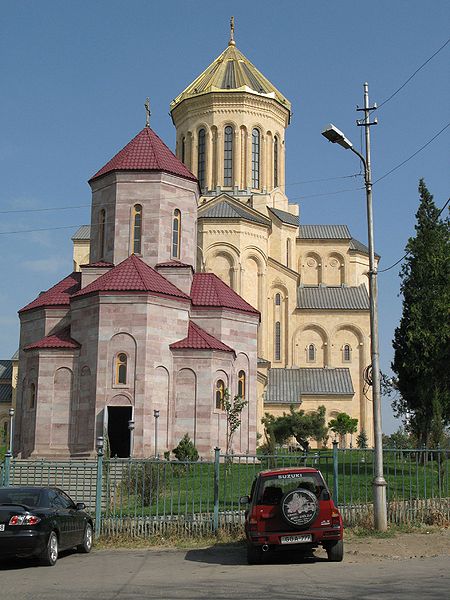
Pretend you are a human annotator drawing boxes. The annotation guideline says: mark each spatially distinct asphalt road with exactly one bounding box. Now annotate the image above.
[0,545,448,600]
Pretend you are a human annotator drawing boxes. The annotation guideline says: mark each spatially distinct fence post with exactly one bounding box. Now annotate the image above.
[95,437,104,539]
[213,447,220,534]
[332,440,339,505]
[3,450,11,486]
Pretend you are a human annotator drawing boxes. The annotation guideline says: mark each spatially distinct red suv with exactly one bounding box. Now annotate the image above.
[241,467,343,564]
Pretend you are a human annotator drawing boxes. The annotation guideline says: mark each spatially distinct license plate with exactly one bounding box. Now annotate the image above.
[280,534,312,544]
[0,525,5,531]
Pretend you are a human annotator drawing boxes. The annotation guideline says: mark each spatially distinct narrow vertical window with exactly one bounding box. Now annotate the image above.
[275,321,281,361]
[237,370,246,400]
[172,209,181,258]
[215,379,225,410]
[308,344,316,362]
[252,128,260,189]
[132,204,142,254]
[181,137,186,164]
[98,209,106,259]
[274,136,279,188]
[197,129,206,190]
[116,353,128,385]
[343,344,351,362]
[286,239,291,268]
[224,126,233,186]
[275,293,281,306]
[29,383,36,409]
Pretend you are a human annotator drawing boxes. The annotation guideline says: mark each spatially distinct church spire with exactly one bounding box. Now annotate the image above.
[144,97,150,128]
[228,16,235,46]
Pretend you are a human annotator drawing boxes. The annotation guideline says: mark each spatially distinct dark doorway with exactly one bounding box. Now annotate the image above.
[107,406,132,458]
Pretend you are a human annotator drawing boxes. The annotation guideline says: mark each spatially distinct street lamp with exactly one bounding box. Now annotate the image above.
[128,419,135,457]
[153,410,160,458]
[321,83,387,531]
[8,407,15,456]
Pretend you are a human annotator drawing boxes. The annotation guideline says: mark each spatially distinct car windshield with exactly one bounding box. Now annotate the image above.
[0,489,43,507]
[256,472,326,505]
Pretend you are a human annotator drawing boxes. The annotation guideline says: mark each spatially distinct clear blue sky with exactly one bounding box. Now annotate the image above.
[1,1,449,433]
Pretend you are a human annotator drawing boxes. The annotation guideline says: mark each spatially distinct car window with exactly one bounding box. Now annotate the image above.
[0,489,42,507]
[57,491,75,509]
[256,472,326,504]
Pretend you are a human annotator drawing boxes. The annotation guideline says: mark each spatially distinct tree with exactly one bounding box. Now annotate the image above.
[328,413,358,448]
[260,405,327,453]
[356,429,368,449]
[172,433,199,462]
[223,389,248,455]
[392,180,450,446]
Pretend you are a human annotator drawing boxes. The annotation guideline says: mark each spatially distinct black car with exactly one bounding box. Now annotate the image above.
[0,486,93,566]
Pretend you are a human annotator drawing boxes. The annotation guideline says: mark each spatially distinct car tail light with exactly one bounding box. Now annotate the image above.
[331,510,341,526]
[247,508,259,532]
[9,514,41,526]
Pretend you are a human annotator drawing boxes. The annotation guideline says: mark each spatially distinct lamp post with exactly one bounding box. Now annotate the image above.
[128,419,135,457]
[153,410,160,458]
[8,407,15,456]
[321,83,387,531]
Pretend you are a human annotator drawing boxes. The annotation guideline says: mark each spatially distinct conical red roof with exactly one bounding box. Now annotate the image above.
[170,321,234,353]
[190,273,259,315]
[24,327,80,351]
[72,254,190,300]
[19,272,81,314]
[90,127,197,183]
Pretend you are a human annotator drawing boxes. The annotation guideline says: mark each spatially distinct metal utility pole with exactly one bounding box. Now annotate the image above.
[356,82,387,531]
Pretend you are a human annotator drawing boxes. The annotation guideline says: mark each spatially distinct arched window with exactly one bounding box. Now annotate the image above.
[215,379,225,410]
[181,137,186,164]
[286,239,291,268]
[29,383,36,409]
[252,128,260,189]
[98,209,106,259]
[343,344,352,362]
[308,344,316,363]
[275,293,281,306]
[115,353,127,385]
[237,370,246,400]
[172,209,181,258]
[275,321,281,361]
[224,126,233,186]
[132,204,142,254]
[274,136,279,188]
[197,128,206,189]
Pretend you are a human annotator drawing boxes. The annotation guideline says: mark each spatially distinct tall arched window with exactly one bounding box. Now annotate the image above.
[172,209,181,258]
[286,239,291,268]
[275,321,281,361]
[252,128,260,189]
[115,353,127,385]
[215,379,225,410]
[237,370,246,400]
[181,137,186,164]
[197,128,206,189]
[132,204,142,254]
[224,126,233,186]
[29,383,36,409]
[274,136,279,188]
[343,344,351,362]
[308,344,316,363]
[98,209,106,259]
[275,293,281,306]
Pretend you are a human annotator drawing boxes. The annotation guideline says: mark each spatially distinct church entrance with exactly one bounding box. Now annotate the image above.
[107,406,132,458]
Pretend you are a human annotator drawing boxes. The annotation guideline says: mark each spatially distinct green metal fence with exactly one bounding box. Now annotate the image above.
[1,446,449,537]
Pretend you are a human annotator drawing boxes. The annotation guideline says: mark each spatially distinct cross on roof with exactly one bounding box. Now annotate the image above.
[144,97,151,127]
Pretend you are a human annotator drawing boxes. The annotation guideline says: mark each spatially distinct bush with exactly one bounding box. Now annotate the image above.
[172,434,199,462]
[128,462,166,506]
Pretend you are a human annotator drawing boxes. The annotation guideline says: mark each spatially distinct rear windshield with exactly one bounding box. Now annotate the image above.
[256,472,326,505]
[0,489,43,507]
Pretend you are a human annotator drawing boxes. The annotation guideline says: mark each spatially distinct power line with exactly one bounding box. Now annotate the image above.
[376,37,450,110]
[373,122,450,185]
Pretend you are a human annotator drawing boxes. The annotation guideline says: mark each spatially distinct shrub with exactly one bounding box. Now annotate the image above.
[128,462,166,506]
[172,434,199,462]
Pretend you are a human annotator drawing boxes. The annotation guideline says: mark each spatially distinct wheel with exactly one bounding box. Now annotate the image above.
[40,531,58,566]
[246,543,263,565]
[325,539,343,562]
[77,522,93,554]
[281,488,319,529]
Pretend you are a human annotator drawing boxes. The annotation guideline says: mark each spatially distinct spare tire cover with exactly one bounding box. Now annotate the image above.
[281,489,319,527]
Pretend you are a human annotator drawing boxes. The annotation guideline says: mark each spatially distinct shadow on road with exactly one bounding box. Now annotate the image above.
[0,548,78,570]
[184,543,329,566]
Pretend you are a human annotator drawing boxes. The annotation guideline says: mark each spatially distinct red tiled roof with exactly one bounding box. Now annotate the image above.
[155,260,193,269]
[24,327,80,351]
[19,273,81,314]
[73,254,190,300]
[170,321,234,353]
[90,127,197,183]
[190,273,259,315]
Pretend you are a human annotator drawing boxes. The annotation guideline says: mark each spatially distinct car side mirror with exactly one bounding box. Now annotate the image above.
[76,502,86,511]
[322,491,330,501]
[239,495,250,505]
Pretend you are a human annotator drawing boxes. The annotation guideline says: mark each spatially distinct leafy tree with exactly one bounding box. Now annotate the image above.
[392,180,450,446]
[260,405,327,453]
[382,427,413,449]
[356,429,368,449]
[328,413,358,448]
[172,433,199,462]
[223,389,248,455]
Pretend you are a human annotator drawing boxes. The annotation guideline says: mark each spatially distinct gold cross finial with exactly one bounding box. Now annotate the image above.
[229,16,235,46]
[144,97,150,127]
